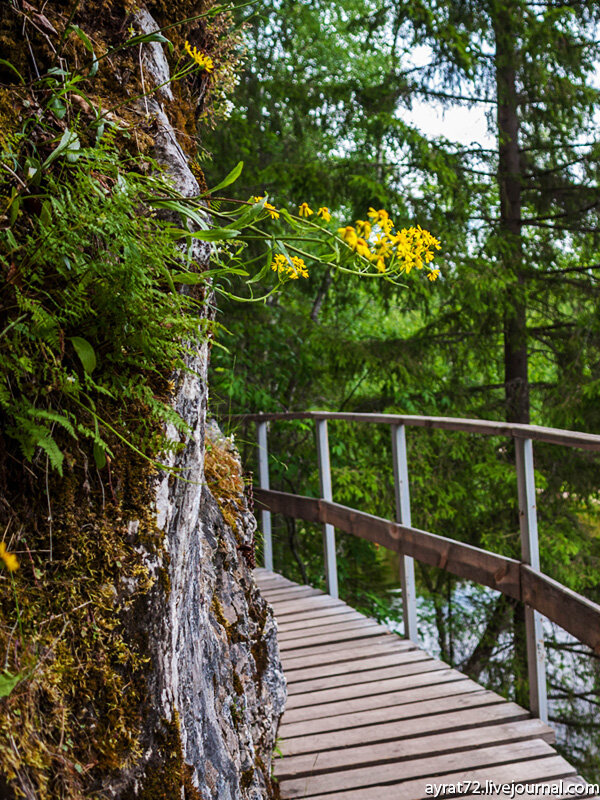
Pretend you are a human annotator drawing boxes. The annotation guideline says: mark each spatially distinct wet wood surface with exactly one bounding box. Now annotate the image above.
[256,569,596,800]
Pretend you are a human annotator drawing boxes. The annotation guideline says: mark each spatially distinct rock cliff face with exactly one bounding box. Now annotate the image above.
[0,4,286,795]
[130,9,286,797]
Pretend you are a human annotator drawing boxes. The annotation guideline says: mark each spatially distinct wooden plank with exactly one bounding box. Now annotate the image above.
[257,578,308,592]
[259,581,298,593]
[284,669,472,710]
[238,411,600,451]
[262,586,324,601]
[394,515,521,601]
[259,571,584,800]
[281,637,415,670]
[277,718,554,780]
[280,703,550,758]
[260,580,318,593]
[280,677,484,724]
[287,658,448,695]
[278,618,385,642]
[255,571,292,584]
[278,625,389,652]
[278,689,503,739]
[276,739,558,797]
[521,565,600,655]
[284,649,434,682]
[269,595,347,616]
[299,755,578,800]
[273,607,364,630]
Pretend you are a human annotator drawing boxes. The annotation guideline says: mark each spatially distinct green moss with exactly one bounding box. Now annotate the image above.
[0,431,163,792]
[211,594,247,645]
[232,669,244,696]
[133,713,202,800]
[240,768,255,790]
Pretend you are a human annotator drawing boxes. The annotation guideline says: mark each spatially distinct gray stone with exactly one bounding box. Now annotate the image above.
[122,9,286,798]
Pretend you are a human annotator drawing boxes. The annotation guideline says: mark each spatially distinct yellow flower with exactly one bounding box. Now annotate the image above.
[264,202,279,219]
[298,202,313,217]
[184,41,214,73]
[373,256,386,273]
[427,269,441,281]
[355,238,371,259]
[367,207,389,223]
[317,206,331,222]
[253,196,280,219]
[338,226,358,249]
[271,254,287,274]
[380,216,394,234]
[0,542,18,572]
[374,235,393,258]
[271,253,309,279]
[290,256,309,278]
[355,220,372,238]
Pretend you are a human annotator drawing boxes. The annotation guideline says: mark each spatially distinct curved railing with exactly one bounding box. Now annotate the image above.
[233,411,600,724]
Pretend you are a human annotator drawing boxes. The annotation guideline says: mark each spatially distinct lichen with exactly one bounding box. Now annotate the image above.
[204,435,246,535]
[130,713,203,800]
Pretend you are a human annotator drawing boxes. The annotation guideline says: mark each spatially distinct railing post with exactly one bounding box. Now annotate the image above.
[315,419,339,598]
[391,424,418,641]
[257,420,273,571]
[515,436,548,722]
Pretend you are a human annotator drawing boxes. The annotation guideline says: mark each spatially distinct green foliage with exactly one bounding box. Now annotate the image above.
[1,136,206,473]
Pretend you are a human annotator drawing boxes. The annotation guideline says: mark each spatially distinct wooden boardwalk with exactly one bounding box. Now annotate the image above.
[256,569,594,800]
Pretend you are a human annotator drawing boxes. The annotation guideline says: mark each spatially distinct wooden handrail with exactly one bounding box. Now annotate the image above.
[241,411,600,721]
[232,411,600,451]
[253,487,600,656]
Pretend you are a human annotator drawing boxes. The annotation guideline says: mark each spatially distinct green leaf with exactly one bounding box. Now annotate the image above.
[278,208,298,229]
[187,228,241,241]
[37,435,64,475]
[93,442,107,470]
[125,31,174,53]
[171,272,209,285]
[0,59,25,84]
[28,408,76,438]
[65,25,99,76]
[227,201,264,230]
[149,199,207,227]
[66,24,94,53]
[204,161,244,195]
[8,193,21,227]
[43,129,81,168]
[70,337,97,374]
[0,671,22,698]
[163,225,241,241]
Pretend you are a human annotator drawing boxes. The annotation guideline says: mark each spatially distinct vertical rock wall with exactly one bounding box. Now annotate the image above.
[132,8,286,797]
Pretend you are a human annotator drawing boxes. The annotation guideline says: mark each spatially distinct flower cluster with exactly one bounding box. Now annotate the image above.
[253,196,280,219]
[297,203,331,221]
[184,41,215,73]
[338,207,441,278]
[0,541,18,572]
[246,195,440,284]
[272,253,309,279]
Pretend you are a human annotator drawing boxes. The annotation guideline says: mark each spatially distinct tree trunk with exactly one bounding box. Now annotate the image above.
[493,3,530,708]
[493,3,529,425]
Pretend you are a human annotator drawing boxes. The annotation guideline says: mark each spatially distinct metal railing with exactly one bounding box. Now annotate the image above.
[237,411,600,724]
